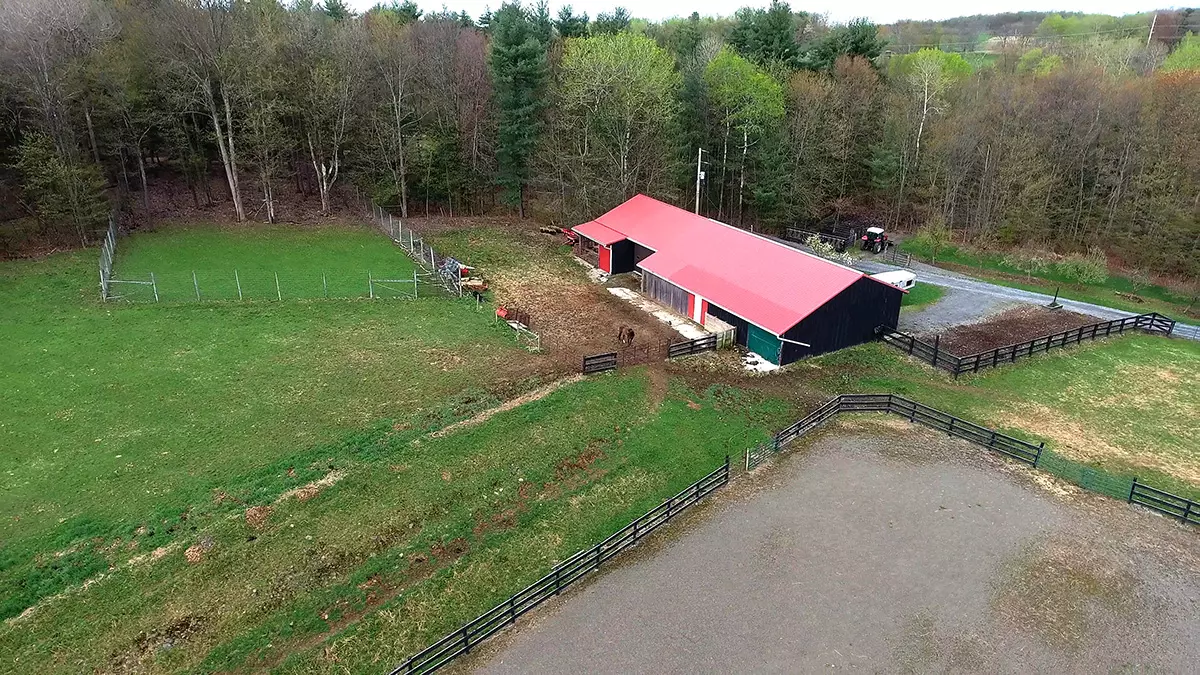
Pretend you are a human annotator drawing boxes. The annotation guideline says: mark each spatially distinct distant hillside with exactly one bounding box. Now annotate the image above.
[883,8,1200,53]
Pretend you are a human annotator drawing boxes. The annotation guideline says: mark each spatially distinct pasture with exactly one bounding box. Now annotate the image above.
[109,222,423,301]
[1,218,1195,674]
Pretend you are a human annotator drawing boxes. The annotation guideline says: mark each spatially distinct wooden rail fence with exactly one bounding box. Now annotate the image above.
[879,312,1176,377]
[581,332,729,374]
[387,457,730,675]
[746,393,1196,528]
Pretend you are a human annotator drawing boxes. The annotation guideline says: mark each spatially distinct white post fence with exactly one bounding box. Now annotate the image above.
[364,198,466,299]
[100,216,158,302]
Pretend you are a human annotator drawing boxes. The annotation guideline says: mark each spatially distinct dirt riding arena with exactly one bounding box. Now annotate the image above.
[457,423,1200,674]
[923,306,1099,354]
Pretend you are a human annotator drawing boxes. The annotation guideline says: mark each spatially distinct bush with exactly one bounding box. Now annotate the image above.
[1055,247,1108,285]
[910,217,953,263]
[1002,248,1052,280]
[804,234,853,265]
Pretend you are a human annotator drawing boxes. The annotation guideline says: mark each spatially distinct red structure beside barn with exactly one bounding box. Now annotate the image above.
[572,195,903,365]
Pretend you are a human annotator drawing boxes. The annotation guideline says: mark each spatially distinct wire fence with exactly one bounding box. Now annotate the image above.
[99,215,160,302]
[364,201,466,299]
[96,268,440,303]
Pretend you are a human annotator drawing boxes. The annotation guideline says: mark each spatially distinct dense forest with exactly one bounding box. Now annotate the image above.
[1,0,1198,281]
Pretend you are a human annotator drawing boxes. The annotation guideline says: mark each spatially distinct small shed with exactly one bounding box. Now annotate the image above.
[572,195,903,365]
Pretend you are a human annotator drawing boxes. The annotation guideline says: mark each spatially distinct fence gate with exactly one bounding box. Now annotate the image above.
[582,352,618,375]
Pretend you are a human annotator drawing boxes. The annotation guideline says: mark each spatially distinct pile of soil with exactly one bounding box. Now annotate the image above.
[930,306,1098,355]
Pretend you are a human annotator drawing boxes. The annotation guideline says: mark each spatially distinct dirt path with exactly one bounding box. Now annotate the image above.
[461,427,1200,674]
[430,374,585,439]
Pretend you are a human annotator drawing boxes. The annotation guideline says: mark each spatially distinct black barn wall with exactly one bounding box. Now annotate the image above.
[780,277,902,363]
[609,240,635,273]
[706,304,749,347]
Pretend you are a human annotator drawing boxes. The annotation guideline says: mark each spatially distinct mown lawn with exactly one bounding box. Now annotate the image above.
[899,239,1197,319]
[900,283,944,309]
[112,223,422,301]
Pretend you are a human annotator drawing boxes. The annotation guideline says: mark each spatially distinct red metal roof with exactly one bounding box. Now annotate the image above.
[574,195,880,335]
[572,220,625,246]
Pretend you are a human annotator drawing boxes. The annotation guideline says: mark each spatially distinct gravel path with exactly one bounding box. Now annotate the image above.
[899,286,1024,334]
[464,428,1200,674]
[855,258,1200,340]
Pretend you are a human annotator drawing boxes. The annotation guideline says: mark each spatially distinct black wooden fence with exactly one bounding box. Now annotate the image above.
[879,312,1177,377]
[1130,479,1200,525]
[387,457,731,675]
[581,333,726,374]
[746,393,1198,528]
[880,247,912,268]
[582,352,618,375]
[668,334,717,358]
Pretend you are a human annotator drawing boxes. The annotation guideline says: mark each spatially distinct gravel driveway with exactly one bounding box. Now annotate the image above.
[463,427,1200,674]
[855,258,1200,339]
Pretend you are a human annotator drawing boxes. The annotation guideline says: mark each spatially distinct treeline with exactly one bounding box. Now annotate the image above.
[1,0,1198,279]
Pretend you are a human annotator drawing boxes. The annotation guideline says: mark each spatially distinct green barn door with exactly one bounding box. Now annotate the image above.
[746,324,781,364]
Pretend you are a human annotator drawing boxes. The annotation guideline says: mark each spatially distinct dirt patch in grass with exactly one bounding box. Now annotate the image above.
[424,221,684,370]
[109,615,206,673]
[244,506,274,530]
[926,306,1097,354]
[184,536,215,565]
[277,470,346,504]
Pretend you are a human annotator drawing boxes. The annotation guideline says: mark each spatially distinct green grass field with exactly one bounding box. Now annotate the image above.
[2,221,1196,673]
[900,283,945,309]
[0,228,527,624]
[899,239,1197,319]
[111,223,423,301]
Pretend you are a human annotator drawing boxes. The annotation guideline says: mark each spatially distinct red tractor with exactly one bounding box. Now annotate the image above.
[860,227,889,254]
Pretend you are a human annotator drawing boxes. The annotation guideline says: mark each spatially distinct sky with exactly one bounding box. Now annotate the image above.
[347,0,1178,25]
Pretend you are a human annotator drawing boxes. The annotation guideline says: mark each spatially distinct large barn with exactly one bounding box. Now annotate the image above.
[572,195,903,365]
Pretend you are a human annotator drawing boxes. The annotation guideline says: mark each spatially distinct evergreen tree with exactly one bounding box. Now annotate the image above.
[14,133,109,245]
[592,7,630,35]
[490,2,549,216]
[322,0,351,22]
[729,1,799,67]
[802,19,887,71]
[555,5,589,38]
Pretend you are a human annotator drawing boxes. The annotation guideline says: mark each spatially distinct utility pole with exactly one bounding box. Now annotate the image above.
[694,147,707,215]
[1147,13,1157,47]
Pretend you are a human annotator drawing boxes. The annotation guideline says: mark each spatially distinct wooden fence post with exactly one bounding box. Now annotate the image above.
[1034,442,1044,467]
[933,334,940,368]
[1128,477,1138,503]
